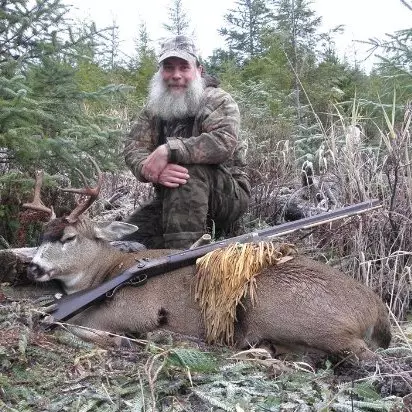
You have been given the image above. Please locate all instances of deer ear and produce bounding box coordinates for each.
[94,222,138,241]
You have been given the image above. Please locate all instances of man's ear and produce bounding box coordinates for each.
[198,65,204,76]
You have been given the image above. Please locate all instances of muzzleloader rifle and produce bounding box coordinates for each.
[45,199,381,324]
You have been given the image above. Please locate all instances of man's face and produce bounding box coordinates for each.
[160,57,202,93]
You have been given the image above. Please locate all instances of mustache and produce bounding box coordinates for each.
[146,72,205,120]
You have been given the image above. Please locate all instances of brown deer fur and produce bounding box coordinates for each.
[28,217,391,360]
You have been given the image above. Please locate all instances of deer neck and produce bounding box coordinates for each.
[83,248,138,288]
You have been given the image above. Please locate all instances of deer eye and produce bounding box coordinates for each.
[61,233,77,243]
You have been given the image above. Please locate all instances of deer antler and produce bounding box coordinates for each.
[63,157,103,223]
[23,170,56,220]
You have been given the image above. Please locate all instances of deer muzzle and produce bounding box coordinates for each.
[27,262,53,282]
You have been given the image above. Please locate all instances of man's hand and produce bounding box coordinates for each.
[158,164,190,188]
[141,145,169,182]
[142,144,189,187]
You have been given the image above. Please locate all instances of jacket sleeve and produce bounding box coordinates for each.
[123,110,156,182]
[166,88,240,164]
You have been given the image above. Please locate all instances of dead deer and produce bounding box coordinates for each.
[23,163,391,360]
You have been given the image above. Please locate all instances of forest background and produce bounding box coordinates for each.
[1,0,412,410]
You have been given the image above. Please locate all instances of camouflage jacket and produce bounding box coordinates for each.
[124,80,250,193]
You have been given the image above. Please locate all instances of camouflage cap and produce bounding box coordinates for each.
[158,35,198,64]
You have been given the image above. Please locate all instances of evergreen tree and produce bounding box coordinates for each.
[102,19,122,70]
[272,0,321,53]
[0,1,137,245]
[270,0,322,120]
[1,0,69,63]
[368,27,412,97]
[219,0,272,62]
[299,25,369,127]
[205,48,238,76]
[351,2,411,129]
[317,26,344,63]
[135,23,152,57]
[163,0,191,35]
[0,0,104,65]
[0,0,131,176]
[129,23,157,103]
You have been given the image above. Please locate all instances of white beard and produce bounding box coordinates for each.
[146,71,205,120]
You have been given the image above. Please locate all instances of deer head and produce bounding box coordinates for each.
[23,160,138,289]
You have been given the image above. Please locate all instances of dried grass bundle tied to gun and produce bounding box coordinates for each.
[194,241,296,345]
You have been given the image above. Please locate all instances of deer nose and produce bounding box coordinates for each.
[27,262,44,280]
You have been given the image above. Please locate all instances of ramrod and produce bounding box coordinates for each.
[24,167,391,360]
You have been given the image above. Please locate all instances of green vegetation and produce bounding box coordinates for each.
[0,0,411,409]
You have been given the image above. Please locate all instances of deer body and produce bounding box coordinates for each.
[24,164,390,359]
[27,217,391,359]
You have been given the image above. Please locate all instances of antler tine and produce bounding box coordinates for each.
[73,167,88,187]
[63,157,103,223]
[23,170,55,219]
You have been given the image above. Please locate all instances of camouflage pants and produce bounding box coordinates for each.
[124,164,250,249]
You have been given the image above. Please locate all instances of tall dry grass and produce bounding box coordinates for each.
[318,102,412,319]
[246,100,412,320]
